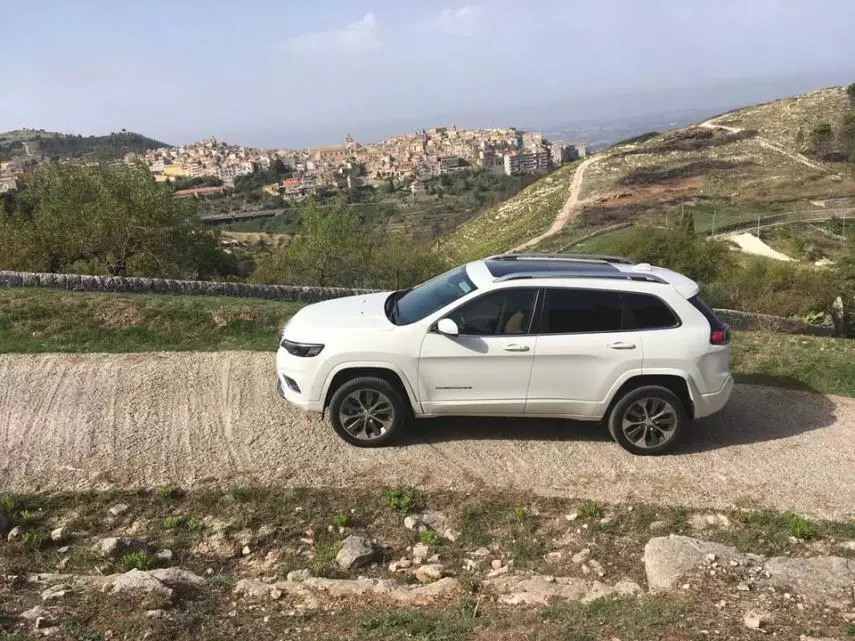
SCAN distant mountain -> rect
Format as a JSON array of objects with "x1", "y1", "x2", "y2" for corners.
[
  {"x1": 442, "y1": 86, "x2": 855, "y2": 260},
  {"x1": 0, "y1": 129, "x2": 169, "y2": 162}
]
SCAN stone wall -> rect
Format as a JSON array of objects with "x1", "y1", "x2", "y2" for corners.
[
  {"x1": 714, "y1": 308, "x2": 835, "y2": 337},
  {"x1": 0, "y1": 271, "x2": 378, "y2": 303}
]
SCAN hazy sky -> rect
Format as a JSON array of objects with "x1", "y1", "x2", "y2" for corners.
[{"x1": 2, "y1": 0, "x2": 854, "y2": 147}]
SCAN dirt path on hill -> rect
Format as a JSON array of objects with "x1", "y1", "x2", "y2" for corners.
[
  {"x1": 513, "y1": 154, "x2": 602, "y2": 252},
  {"x1": 699, "y1": 118, "x2": 828, "y2": 173},
  {"x1": 1, "y1": 352, "x2": 854, "y2": 519}
]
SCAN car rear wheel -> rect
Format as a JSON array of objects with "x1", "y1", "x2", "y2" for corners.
[
  {"x1": 607, "y1": 386, "x2": 687, "y2": 455},
  {"x1": 328, "y1": 377, "x2": 407, "y2": 447}
]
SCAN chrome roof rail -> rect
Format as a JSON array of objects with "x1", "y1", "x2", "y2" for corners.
[
  {"x1": 488, "y1": 253, "x2": 635, "y2": 265},
  {"x1": 493, "y1": 271, "x2": 667, "y2": 284}
]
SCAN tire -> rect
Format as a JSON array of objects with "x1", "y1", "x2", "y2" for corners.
[
  {"x1": 607, "y1": 385, "x2": 687, "y2": 455},
  {"x1": 328, "y1": 377, "x2": 408, "y2": 447}
]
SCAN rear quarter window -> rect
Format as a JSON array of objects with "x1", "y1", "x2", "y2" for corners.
[
  {"x1": 622, "y1": 292, "x2": 680, "y2": 330},
  {"x1": 688, "y1": 295, "x2": 726, "y2": 330}
]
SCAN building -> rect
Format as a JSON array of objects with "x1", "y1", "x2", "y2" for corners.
[
  {"x1": 0, "y1": 176, "x2": 19, "y2": 193},
  {"x1": 504, "y1": 150, "x2": 549, "y2": 175},
  {"x1": 410, "y1": 180, "x2": 427, "y2": 200}
]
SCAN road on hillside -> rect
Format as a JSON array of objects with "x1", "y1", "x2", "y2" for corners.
[
  {"x1": 1, "y1": 352, "x2": 854, "y2": 519},
  {"x1": 513, "y1": 154, "x2": 602, "y2": 252}
]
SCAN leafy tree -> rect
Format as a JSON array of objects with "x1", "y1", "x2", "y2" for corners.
[
  {"x1": 809, "y1": 122, "x2": 835, "y2": 159},
  {"x1": 679, "y1": 211, "x2": 695, "y2": 236},
  {"x1": 0, "y1": 163, "x2": 230, "y2": 279}
]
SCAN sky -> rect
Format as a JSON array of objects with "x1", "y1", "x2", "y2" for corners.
[{"x1": 2, "y1": 0, "x2": 854, "y2": 148}]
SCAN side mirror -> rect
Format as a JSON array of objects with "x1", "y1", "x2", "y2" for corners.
[{"x1": 436, "y1": 318, "x2": 459, "y2": 337}]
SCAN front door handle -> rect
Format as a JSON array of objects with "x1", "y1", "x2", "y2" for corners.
[
  {"x1": 503, "y1": 344, "x2": 530, "y2": 352},
  {"x1": 607, "y1": 341, "x2": 637, "y2": 350}
]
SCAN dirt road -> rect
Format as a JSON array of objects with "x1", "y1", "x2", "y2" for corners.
[
  {"x1": 513, "y1": 154, "x2": 601, "y2": 252},
  {"x1": 2, "y1": 352, "x2": 854, "y2": 519}
]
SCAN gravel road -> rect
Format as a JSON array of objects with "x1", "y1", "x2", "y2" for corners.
[{"x1": 1, "y1": 352, "x2": 853, "y2": 519}]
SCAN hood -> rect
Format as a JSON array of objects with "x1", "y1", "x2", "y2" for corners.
[{"x1": 282, "y1": 292, "x2": 393, "y2": 341}]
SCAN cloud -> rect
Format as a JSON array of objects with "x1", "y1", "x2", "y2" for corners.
[
  {"x1": 283, "y1": 14, "x2": 379, "y2": 54},
  {"x1": 434, "y1": 5, "x2": 485, "y2": 37}
]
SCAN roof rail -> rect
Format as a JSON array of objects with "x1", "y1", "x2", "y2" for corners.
[
  {"x1": 490, "y1": 253, "x2": 635, "y2": 265},
  {"x1": 494, "y1": 271, "x2": 667, "y2": 284}
]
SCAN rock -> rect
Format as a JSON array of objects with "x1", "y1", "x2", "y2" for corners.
[
  {"x1": 688, "y1": 513, "x2": 731, "y2": 531},
  {"x1": 257, "y1": 524, "x2": 277, "y2": 540},
  {"x1": 108, "y1": 503, "x2": 129, "y2": 517},
  {"x1": 486, "y1": 574, "x2": 641, "y2": 606},
  {"x1": 839, "y1": 541, "x2": 855, "y2": 552},
  {"x1": 56, "y1": 558, "x2": 70, "y2": 571},
  {"x1": 38, "y1": 627, "x2": 60, "y2": 637},
  {"x1": 303, "y1": 577, "x2": 400, "y2": 598},
  {"x1": 572, "y1": 549, "x2": 591, "y2": 564},
  {"x1": 588, "y1": 560, "x2": 605, "y2": 577},
  {"x1": 106, "y1": 569, "x2": 173, "y2": 599},
  {"x1": 488, "y1": 565, "x2": 510, "y2": 578},
  {"x1": 403, "y1": 515, "x2": 421, "y2": 531},
  {"x1": 35, "y1": 616, "x2": 53, "y2": 630},
  {"x1": 743, "y1": 610, "x2": 770, "y2": 630},
  {"x1": 270, "y1": 587, "x2": 283, "y2": 600},
  {"x1": 490, "y1": 559, "x2": 503, "y2": 570},
  {"x1": 20, "y1": 605, "x2": 51, "y2": 621},
  {"x1": 234, "y1": 578, "x2": 273, "y2": 599},
  {"x1": 146, "y1": 609, "x2": 170, "y2": 619},
  {"x1": 565, "y1": 511, "x2": 579, "y2": 521},
  {"x1": 462, "y1": 558, "x2": 479, "y2": 571},
  {"x1": 415, "y1": 564, "x2": 444, "y2": 583},
  {"x1": 469, "y1": 547, "x2": 491, "y2": 558},
  {"x1": 155, "y1": 549, "x2": 173, "y2": 563},
  {"x1": 336, "y1": 535, "x2": 375, "y2": 570},
  {"x1": 96, "y1": 537, "x2": 148, "y2": 559},
  {"x1": 544, "y1": 551, "x2": 564, "y2": 563},
  {"x1": 8, "y1": 526, "x2": 23, "y2": 542},
  {"x1": 40, "y1": 585, "x2": 70, "y2": 601},
  {"x1": 412, "y1": 542, "x2": 430, "y2": 561},
  {"x1": 56, "y1": 546, "x2": 69, "y2": 554},
  {"x1": 643, "y1": 536, "x2": 760, "y2": 592},
  {"x1": 241, "y1": 545, "x2": 251, "y2": 556},
  {"x1": 763, "y1": 556, "x2": 855, "y2": 607},
  {"x1": 287, "y1": 569, "x2": 313, "y2": 582},
  {"x1": 737, "y1": 582, "x2": 751, "y2": 591},
  {"x1": 49, "y1": 528, "x2": 65, "y2": 543},
  {"x1": 648, "y1": 520, "x2": 667, "y2": 531},
  {"x1": 193, "y1": 533, "x2": 235, "y2": 559},
  {"x1": 148, "y1": 567, "x2": 206, "y2": 587},
  {"x1": 397, "y1": 577, "x2": 460, "y2": 603},
  {"x1": 705, "y1": 553, "x2": 717, "y2": 563}
]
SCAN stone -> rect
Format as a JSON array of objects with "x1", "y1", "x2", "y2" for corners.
[
  {"x1": 545, "y1": 551, "x2": 564, "y2": 563},
  {"x1": 588, "y1": 560, "x2": 605, "y2": 577},
  {"x1": 572, "y1": 548, "x2": 591, "y2": 564},
  {"x1": 56, "y1": 546, "x2": 69, "y2": 554},
  {"x1": 56, "y1": 558, "x2": 70, "y2": 571},
  {"x1": 737, "y1": 582, "x2": 751, "y2": 591},
  {"x1": 95, "y1": 537, "x2": 149, "y2": 559},
  {"x1": 154, "y1": 549, "x2": 173, "y2": 563},
  {"x1": 763, "y1": 556, "x2": 855, "y2": 607},
  {"x1": 643, "y1": 536, "x2": 760, "y2": 592},
  {"x1": 40, "y1": 585, "x2": 70, "y2": 601},
  {"x1": 303, "y1": 577, "x2": 400, "y2": 598},
  {"x1": 488, "y1": 565, "x2": 510, "y2": 578},
  {"x1": 415, "y1": 564, "x2": 444, "y2": 583},
  {"x1": 234, "y1": 578, "x2": 273, "y2": 599},
  {"x1": 688, "y1": 513, "x2": 731, "y2": 531},
  {"x1": 486, "y1": 574, "x2": 641, "y2": 606},
  {"x1": 241, "y1": 545, "x2": 251, "y2": 556},
  {"x1": 395, "y1": 577, "x2": 460, "y2": 604},
  {"x1": 106, "y1": 569, "x2": 173, "y2": 599},
  {"x1": 412, "y1": 542, "x2": 430, "y2": 561},
  {"x1": 565, "y1": 511, "x2": 579, "y2": 521},
  {"x1": 7, "y1": 526, "x2": 23, "y2": 542},
  {"x1": 839, "y1": 541, "x2": 855, "y2": 552},
  {"x1": 705, "y1": 553, "x2": 717, "y2": 563},
  {"x1": 743, "y1": 610, "x2": 770, "y2": 630},
  {"x1": 469, "y1": 547, "x2": 491, "y2": 558},
  {"x1": 108, "y1": 503, "x2": 129, "y2": 517},
  {"x1": 336, "y1": 535, "x2": 375, "y2": 570},
  {"x1": 20, "y1": 605, "x2": 51, "y2": 621},
  {"x1": 146, "y1": 609, "x2": 170, "y2": 619},
  {"x1": 648, "y1": 520, "x2": 667, "y2": 531},
  {"x1": 462, "y1": 558, "x2": 479, "y2": 571},
  {"x1": 49, "y1": 528, "x2": 65, "y2": 543},
  {"x1": 270, "y1": 588, "x2": 283, "y2": 600},
  {"x1": 148, "y1": 567, "x2": 206, "y2": 587},
  {"x1": 38, "y1": 627, "x2": 60, "y2": 637},
  {"x1": 287, "y1": 569, "x2": 313, "y2": 582},
  {"x1": 489, "y1": 559, "x2": 502, "y2": 570}
]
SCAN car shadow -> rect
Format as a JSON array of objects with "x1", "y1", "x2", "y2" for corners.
[{"x1": 398, "y1": 383, "x2": 839, "y2": 453}]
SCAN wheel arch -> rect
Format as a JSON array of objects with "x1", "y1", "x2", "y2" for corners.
[
  {"x1": 322, "y1": 364, "x2": 419, "y2": 414},
  {"x1": 604, "y1": 374, "x2": 695, "y2": 420}
]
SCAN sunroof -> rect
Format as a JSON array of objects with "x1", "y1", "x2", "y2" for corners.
[{"x1": 484, "y1": 258, "x2": 621, "y2": 278}]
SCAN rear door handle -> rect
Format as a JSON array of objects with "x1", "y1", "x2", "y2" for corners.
[
  {"x1": 607, "y1": 341, "x2": 637, "y2": 350},
  {"x1": 503, "y1": 344, "x2": 530, "y2": 352}
]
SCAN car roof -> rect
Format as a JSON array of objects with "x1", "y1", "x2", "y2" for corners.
[{"x1": 468, "y1": 254, "x2": 699, "y2": 299}]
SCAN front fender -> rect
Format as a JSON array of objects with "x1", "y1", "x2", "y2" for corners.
[{"x1": 319, "y1": 361, "x2": 422, "y2": 417}]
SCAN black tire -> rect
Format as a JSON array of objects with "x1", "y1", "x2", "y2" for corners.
[
  {"x1": 607, "y1": 385, "x2": 687, "y2": 455},
  {"x1": 328, "y1": 376, "x2": 408, "y2": 447}
]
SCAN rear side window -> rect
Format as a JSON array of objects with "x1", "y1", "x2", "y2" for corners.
[
  {"x1": 688, "y1": 295, "x2": 725, "y2": 330},
  {"x1": 622, "y1": 293, "x2": 680, "y2": 330},
  {"x1": 541, "y1": 289, "x2": 622, "y2": 333}
]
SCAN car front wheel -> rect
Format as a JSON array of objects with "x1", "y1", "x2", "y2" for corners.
[
  {"x1": 328, "y1": 377, "x2": 408, "y2": 447},
  {"x1": 607, "y1": 386, "x2": 687, "y2": 455}
]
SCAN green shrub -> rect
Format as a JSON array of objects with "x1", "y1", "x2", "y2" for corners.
[
  {"x1": 332, "y1": 511, "x2": 350, "y2": 528},
  {"x1": 156, "y1": 485, "x2": 183, "y2": 500},
  {"x1": 786, "y1": 512, "x2": 816, "y2": 540},
  {"x1": 382, "y1": 489, "x2": 413, "y2": 513},
  {"x1": 578, "y1": 501, "x2": 603, "y2": 519},
  {"x1": 419, "y1": 530, "x2": 439, "y2": 545},
  {"x1": 118, "y1": 550, "x2": 156, "y2": 571},
  {"x1": 163, "y1": 515, "x2": 203, "y2": 532}
]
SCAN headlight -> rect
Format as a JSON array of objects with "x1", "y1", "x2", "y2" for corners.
[{"x1": 280, "y1": 338, "x2": 324, "y2": 358}]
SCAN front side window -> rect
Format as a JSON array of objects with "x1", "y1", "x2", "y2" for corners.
[
  {"x1": 541, "y1": 289, "x2": 622, "y2": 333},
  {"x1": 389, "y1": 266, "x2": 477, "y2": 325},
  {"x1": 623, "y1": 292, "x2": 679, "y2": 330},
  {"x1": 445, "y1": 288, "x2": 537, "y2": 335}
]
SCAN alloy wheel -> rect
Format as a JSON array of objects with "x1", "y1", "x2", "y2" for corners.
[
  {"x1": 620, "y1": 397, "x2": 677, "y2": 450},
  {"x1": 338, "y1": 388, "x2": 396, "y2": 441}
]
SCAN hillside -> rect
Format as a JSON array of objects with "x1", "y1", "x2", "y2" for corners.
[
  {"x1": 0, "y1": 128, "x2": 168, "y2": 162},
  {"x1": 441, "y1": 86, "x2": 855, "y2": 260}
]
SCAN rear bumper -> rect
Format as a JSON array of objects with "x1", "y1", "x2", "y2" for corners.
[{"x1": 694, "y1": 374, "x2": 734, "y2": 419}]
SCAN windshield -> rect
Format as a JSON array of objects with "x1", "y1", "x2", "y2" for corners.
[{"x1": 388, "y1": 266, "x2": 477, "y2": 325}]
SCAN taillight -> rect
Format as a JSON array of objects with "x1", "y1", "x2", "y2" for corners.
[{"x1": 710, "y1": 329, "x2": 729, "y2": 345}]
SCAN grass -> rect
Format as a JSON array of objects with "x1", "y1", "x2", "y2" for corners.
[
  {"x1": 382, "y1": 488, "x2": 414, "y2": 514},
  {"x1": 118, "y1": 550, "x2": 156, "y2": 571},
  {"x1": 0, "y1": 288, "x2": 301, "y2": 353}
]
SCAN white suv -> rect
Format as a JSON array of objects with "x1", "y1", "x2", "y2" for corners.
[{"x1": 276, "y1": 254, "x2": 733, "y2": 455}]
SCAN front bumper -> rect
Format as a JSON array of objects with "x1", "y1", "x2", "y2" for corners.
[
  {"x1": 276, "y1": 347, "x2": 325, "y2": 413},
  {"x1": 694, "y1": 374, "x2": 734, "y2": 419}
]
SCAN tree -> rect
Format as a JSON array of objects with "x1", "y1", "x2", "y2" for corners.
[
  {"x1": 809, "y1": 122, "x2": 835, "y2": 159},
  {"x1": 0, "y1": 163, "x2": 230, "y2": 279},
  {"x1": 847, "y1": 82, "x2": 855, "y2": 106},
  {"x1": 679, "y1": 211, "x2": 695, "y2": 236}
]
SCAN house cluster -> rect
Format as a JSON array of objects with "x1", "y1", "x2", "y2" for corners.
[
  {"x1": 138, "y1": 138, "x2": 271, "y2": 184},
  {"x1": 0, "y1": 159, "x2": 34, "y2": 193}
]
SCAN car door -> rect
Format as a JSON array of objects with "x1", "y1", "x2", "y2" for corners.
[
  {"x1": 526, "y1": 287, "x2": 643, "y2": 418},
  {"x1": 418, "y1": 288, "x2": 538, "y2": 416}
]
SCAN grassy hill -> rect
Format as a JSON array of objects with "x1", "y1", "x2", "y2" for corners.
[
  {"x1": 442, "y1": 86, "x2": 855, "y2": 260},
  {"x1": 0, "y1": 128, "x2": 168, "y2": 162}
]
